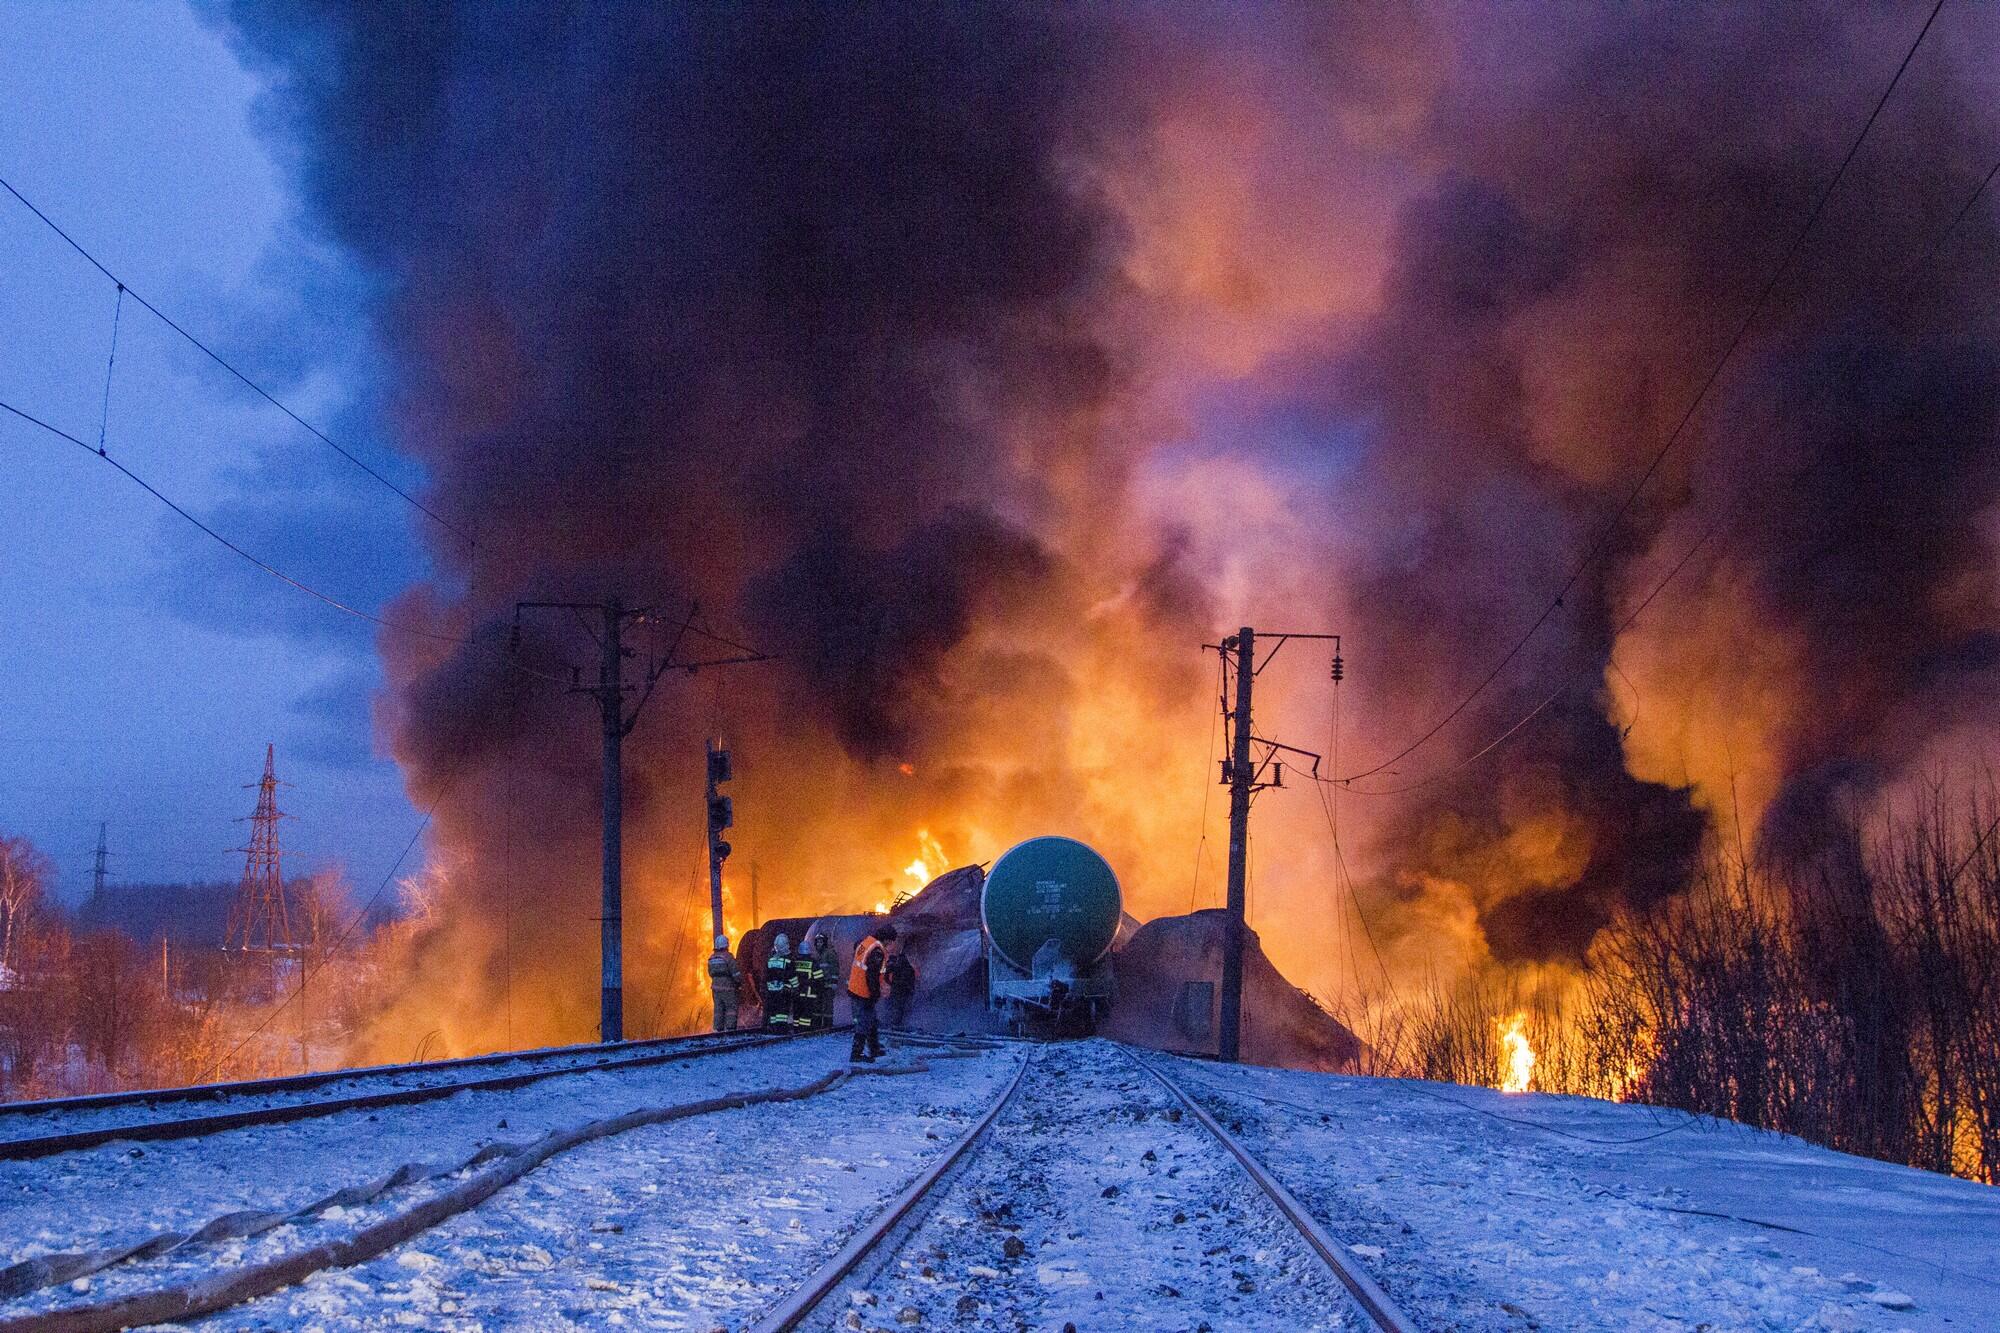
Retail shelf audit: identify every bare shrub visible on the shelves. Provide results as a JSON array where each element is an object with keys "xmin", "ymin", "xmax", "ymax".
[{"xmin": 1426, "ymin": 782, "xmax": 2000, "ymax": 1183}]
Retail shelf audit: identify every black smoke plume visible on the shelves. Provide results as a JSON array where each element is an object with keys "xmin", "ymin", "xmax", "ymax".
[
  {"xmin": 216, "ymin": 1, "xmax": 2000, "ymax": 1039},
  {"xmin": 1327, "ymin": 4, "xmax": 2000, "ymax": 963}
]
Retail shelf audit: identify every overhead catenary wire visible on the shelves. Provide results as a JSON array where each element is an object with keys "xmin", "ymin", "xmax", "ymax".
[
  {"xmin": 95, "ymin": 284, "xmax": 123, "ymax": 454},
  {"xmin": 1335, "ymin": 0, "xmax": 1951, "ymax": 789},
  {"xmin": 0, "ymin": 172, "xmax": 475, "ymax": 552},
  {"xmin": 0, "ymin": 394, "xmax": 569, "ymax": 687},
  {"xmin": 1306, "ymin": 774, "xmax": 1392, "ymax": 992}
]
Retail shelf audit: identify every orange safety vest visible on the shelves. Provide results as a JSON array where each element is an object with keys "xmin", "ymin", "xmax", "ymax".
[{"xmin": 848, "ymin": 935, "xmax": 886, "ymax": 999}]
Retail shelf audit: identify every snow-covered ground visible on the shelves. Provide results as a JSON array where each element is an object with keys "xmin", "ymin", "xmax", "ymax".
[
  {"xmin": 198, "ymin": 1041, "xmax": 1025, "ymax": 1330},
  {"xmin": 0, "ymin": 1032, "xmax": 758, "ymax": 1147},
  {"xmin": 4, "ymin": 1034, "xmax": 1995, "ymax": 1330},
  {"xmin": 1170, "ymin": 1055, "xmax": 2000, "ymax": 1331},
  {"xmin": 0, "ymin": 1036, "xmax": 860, "ymax": 1302}
]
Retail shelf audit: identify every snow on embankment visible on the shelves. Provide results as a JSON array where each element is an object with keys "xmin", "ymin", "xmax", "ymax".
[{"xmin": 1176, "ymin": 1055, "xmax": 2000, "ymax": 1331}]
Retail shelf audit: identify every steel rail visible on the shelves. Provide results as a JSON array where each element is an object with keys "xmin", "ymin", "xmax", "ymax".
[
  {"xmin": 1, "ymin": 1063, "xmax": 868, "ymax": 1333},
  {"xmin": 1124, "ymin": 1046, "xmax": 1423, "ymax": 1333},
  {"xmin": 0, "ymin": 1031, "xmax": 811, "ymax": 1162},
  {"xmin": 748, "ymin": 1044, "xmax": 1033, "ymax": 1333},
  {"xmin": 0, "ymin": 1027, "xmax": 760, "ymax": 1123}
]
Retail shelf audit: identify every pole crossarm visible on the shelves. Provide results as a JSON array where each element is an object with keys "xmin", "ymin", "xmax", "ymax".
[{"xmin": 1244, "ymin": 735, "xmax": 1323, "ymax": 786}]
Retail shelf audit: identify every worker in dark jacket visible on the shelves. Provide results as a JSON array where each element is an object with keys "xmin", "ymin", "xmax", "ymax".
[
  {"xmin": 809, "ymin": 932, "xmax": 838, "ymax": 1031},
  {"xmin": 883, "ymin": 944, "xmax": 918, "ymax": 1031},
  {"xmin": 707, "ymin": 934, "xmax": 743, "ymax": 1032},
  {"xmin": 763, "ymin": 933, "xmax": 796, "ymax": 1033},
  {"xmin": 791, "ymin": 936, "xmax": 822, "ymax": 1032},
  {"xmin": 846, "ymin": 924, "xmax": 896, "ymax": 1062}
]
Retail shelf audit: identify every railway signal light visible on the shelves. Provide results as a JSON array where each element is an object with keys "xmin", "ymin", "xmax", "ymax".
[{"xmin": 707, "ymin": 741, "xmax": 734, "ymax": 860}]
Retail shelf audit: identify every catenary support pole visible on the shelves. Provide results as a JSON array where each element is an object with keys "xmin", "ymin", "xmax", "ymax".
[
  {"xmin": 1220, "ymin": 625, "xmax": 1255, "ymax": 1062},
  {"xmin": 517, "ymin": 595, "xmax": 770, "ymax": 1045},
  {"xmin": 599, "ymin": 595, "xmax": 624, "ymax": 1043}
]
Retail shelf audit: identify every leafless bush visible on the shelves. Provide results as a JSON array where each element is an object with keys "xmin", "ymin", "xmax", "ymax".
[{"xmin": 1417, "ymin": 782, "xmax": 2000, "ymax": 1183}]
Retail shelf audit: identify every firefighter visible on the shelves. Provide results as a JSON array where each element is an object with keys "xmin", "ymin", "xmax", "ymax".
[
  {"xmin": 763, "ymin": 933, "xmax": 796, "ymax": 1033},
  {"xmin": 883, "ymin": 940, "xmax": 918, "ymax": 1031},
  {"xmin": 791, "ymin": 933, "xmax": 822, "ymax": 1032},
  {"xmin": 810, "ymin": 932, "xmax": 838, "ymax": 1030},
  {"xmin": 846, "ymin": 924, "xmax": 896, "ymax": 1062},
  {"xmin": 707, "ymin": 934, "xmax": 743, "ymax": 1032}
]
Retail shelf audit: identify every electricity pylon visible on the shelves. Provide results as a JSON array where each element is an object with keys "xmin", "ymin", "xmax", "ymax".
[
  {"xmin": 227, "ymin": 744, "xmax": 294, "ymax": 957},
  {"xmin": 91, "ymin": 823, "xmax": 109, "ymax": 898}
]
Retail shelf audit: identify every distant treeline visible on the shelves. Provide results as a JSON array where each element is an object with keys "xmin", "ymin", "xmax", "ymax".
[
  {"xmin": 74, "ymin": 880, "xmax": 236, "ymax": 945},
  {"xmin": 2, "ymin": 837, "xmax": 400, "ymax": 1100}
]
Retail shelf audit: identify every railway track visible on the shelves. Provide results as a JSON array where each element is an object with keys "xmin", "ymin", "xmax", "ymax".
[
  {"xmin": 1126, "ymin": 1047, "xmax": 1421, "ymax": 1333},
  {"xmin": 0, "ymin": 1034, "xmax": 1006, "ymax": 1332},
  {"xmin": 0, "ymin": 1027, "xmax": 800, "ymax": 1161},
  {"xmin": 748, "ymin": 1036, "xmax": 1035, "ymax": 1332},
  {"xmin": 4, "ymin": 1036, "xmax": 1424, "ymax": 1331},
  {"xmin": 751, "ymin": 1037, "xmax": 1423, "ymax": 1332}
]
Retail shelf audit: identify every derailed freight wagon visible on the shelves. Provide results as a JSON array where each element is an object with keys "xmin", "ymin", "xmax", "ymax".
[{"xmin": 981, "ymin": 836, "xmax": 1120, "ymax": 1033}]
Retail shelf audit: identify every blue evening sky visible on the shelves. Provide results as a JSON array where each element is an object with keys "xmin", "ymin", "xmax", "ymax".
[{"xmin": 1, "ymin": 2, "xmax": 425, "ymax": 899}]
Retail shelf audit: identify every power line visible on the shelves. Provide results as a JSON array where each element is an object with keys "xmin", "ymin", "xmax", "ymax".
[
  {"xmin": 1337, "ymin": 0, "xmax": 1950, "ymax": 787},
  {"xmin": 0, "ymin": 394, "xmax": 571, "ymax": 685},
  {"xmin": 1324, "ymin": 687, "xmax": 1566, "ymax": 798},
  {"xmin": 0, "ymin": 173, "xmax": 474, "ymax": 551},
  {"xmin": 4, "ymin": 397, "xmax": 443, "ymax": 634},
  {"xmin": 1338, "ymin": 118, "xmax": 1991, "ymax": 800}
]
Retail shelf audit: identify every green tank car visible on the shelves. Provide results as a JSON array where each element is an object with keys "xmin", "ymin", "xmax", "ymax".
[{"xmin": 981, "ymin": 835, "xmax": 1120, "ymax": 1032}]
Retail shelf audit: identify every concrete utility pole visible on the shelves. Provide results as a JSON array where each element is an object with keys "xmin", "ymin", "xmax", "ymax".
[
  {"xmin": 1209, "ymin": 627, "xmax": 1341, "ymax": 1062},
  {"xmin": 598, "ymin": 595, "xmax": 625, "ymax": 1042},
  {"xmin": 516, "ymin": 599, "xmax": 770, "ymax": 1044},
  {"xmin": 1219, "ymin": 628, "xmax": 1256, "ymax": 1064}
]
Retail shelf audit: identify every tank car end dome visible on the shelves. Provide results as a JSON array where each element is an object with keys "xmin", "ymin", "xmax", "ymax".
[{"xmin": 980, "ymin": 835, "xmax": 1122, "ymax": 973}]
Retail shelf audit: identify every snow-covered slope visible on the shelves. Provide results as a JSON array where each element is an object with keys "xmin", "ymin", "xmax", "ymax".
[{"xmin": 1174, "ymin": 1056, "xmax": 2000, "ymax": 1331}]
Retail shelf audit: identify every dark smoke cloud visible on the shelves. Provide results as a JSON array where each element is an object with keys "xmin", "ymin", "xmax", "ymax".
[
  {"xmin": 1325, "ymin": 3, "xmax": 2000, "ymax": 961},
  {"xmin": 219, "ymin": 0, "xmax": 1131, "ymax": 753},
  {"xmin": 745, "ymin": 510, "xmax": 1054, "ymax": 759},
  {"xmin": 214, "ymin": 0, "xmax": 2000, "ymax": 1025},
  {"xmin": 210, "ymin": 0, "xmax": 1160, "ymax": 1045}
]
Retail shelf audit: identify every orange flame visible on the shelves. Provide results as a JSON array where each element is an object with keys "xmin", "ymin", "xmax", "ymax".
[
  {"xmin": 903, "ymin": 828, "xmax": 947, "ymax": 891},
  {"xmin": 1498, "ymin": 1013, "xmax": 1535, "ymax": 1094}
]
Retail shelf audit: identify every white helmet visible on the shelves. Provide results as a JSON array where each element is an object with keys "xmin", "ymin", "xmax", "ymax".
[{"xmin": 713, "ymin": 934, "xmax": 729, "ymax": 950}]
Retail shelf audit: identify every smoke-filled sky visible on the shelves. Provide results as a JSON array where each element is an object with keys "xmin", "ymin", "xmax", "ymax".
[{"xmin": 6, "ymin": 1, "xmax": 1999, "ymax": 1049}]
